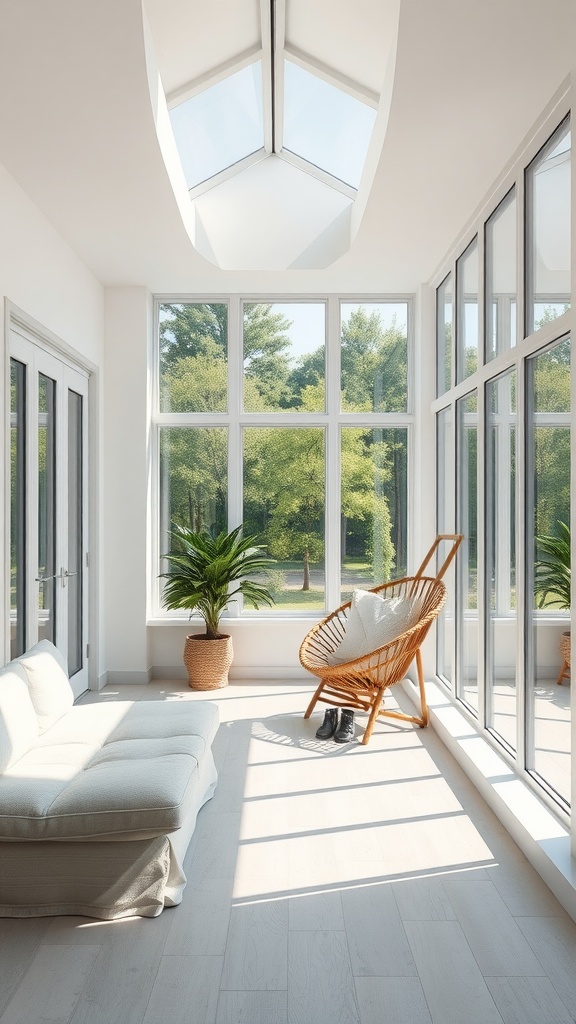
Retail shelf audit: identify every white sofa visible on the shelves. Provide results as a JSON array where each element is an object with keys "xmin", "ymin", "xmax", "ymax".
[{"xmin": 0, "ymin": 640, "xmax": 219, "ymax": 919}]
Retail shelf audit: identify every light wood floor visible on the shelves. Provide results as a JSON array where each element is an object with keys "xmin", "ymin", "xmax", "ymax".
[{"xmin": 2, "ymin": 679, "xmax": 576, "ymax": 1024}]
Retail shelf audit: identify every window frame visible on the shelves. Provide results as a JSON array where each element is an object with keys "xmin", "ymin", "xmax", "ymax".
[
  {"xmin": 431, "ymin": 92, "xmax": 572, "ymax": 820},
  {"xmin": 150, "ymin": 293, "xmax": 414, "ymax": 621}
]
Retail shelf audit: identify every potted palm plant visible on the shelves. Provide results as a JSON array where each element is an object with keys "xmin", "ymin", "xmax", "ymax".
[
  {"xmin": 160, "ymin": 524, "xmax": 275, "ymax": 689},
  {"xmin": 534, "ymin": 520, "xmax": 571, "ymax": 684}
]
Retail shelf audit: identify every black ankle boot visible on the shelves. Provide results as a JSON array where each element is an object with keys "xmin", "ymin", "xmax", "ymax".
[
  {"xmin": 334, "ymin": 708, "xmax": 355, "ymax": 743},
  {"xmin": 316, "ymin": 707, "xmax": 339, "ymax": 739}
]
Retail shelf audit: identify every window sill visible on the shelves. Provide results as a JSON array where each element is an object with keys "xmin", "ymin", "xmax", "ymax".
[
  {"xmin": 402, "ymin": 677, "xmax": 576, "ymax": 923},
  {"xmin": 146, "ymin": 614, "xmax": 325, "ymax": 626}
]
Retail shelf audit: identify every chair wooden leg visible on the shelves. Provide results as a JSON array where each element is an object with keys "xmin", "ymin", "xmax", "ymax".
[
  {"xmin": 304, "ymin": 682, "xmax": 325, "ymax": 718},
  {"xmin": 361, "ymin": 687, "xmax": 386, "ymax": 745},
  {"xmin": 557, "ymin": 660, "xmax": 570, "ymax": 686},
  {"xmin": 415, "ymin": 648, "xmax": 429, "ymax": 727}
]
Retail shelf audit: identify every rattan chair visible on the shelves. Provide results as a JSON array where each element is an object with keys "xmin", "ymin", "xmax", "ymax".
[{"xmin": 300, "ymin": 535, "xmax": 462, "ymax": 744}]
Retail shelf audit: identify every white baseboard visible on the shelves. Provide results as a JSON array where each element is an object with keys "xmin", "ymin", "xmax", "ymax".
[
  {"xmin": 149, "ymin": 664, "xmax": 310, "ymax": 682},
  {"xmin": 105, "ymin": 669, "xmax": 152, "ymax": 685}
]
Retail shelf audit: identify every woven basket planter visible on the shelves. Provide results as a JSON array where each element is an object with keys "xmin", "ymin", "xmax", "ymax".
[{"xmin": 183, "ymin": 633, "xmax": 233, "ymax": 690}]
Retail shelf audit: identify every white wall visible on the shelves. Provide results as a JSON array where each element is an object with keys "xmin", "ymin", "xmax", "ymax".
[
  {"xmin": 102, "ymin": 287, "xmax": 152, "ymax": 684},
  {"xmin": 0, "ymin": 164, "xmax": 103, "ymax": 363},
  {"xmin": 149, "ymin": 620, "xmax": 310, "ymax": 682}
]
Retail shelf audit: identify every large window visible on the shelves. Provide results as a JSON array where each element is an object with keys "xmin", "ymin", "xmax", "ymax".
[
  {"xmin": 436, "ymin": 273, "xmax": 453, "ymax": 396},
  {"xmin": 486, "ymin": 369, "xmax": 517, "ymax": 750},
  {"xmin": 436, "ymin": 406, "xmax": 455, "ymax": 685},
  {"xmin": 526, "ymin": 337, "xmax": 571, "ymax": 805},
  {"xmin": 434, "ymin": 108, "xmax": 571, "ymax": 815},
  {"xmin": 456, "ymin": 391, "xmax": 479, "ymax": 714},
  {"xmin": 485, "ymin": 189, "xmax": 517, "ymax": 361},
  {"xmin": 456, "ymin": 238, "xmax": 479, "ymax": 382},
  {"xmin": 155, "ymin": 297, "xmax": 411, "ymax": 616},
  {"xmin": 526, "ymin": 118, "xmax": 571, "ymax": 336}
]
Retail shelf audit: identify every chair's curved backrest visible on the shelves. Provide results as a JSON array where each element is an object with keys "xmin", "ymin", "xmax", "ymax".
[{"xmin": 299, "ymin": 575, "xmax": 446, "ymax": 684}]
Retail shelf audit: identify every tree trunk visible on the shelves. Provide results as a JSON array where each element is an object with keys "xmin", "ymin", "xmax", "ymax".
[
  {"xmin": 302, "ymin": 546, "xmax": 310, "ymax": 591},
  {"xmin": 341, "ymin": 515, "xmax": 347, "ymax": 560}
]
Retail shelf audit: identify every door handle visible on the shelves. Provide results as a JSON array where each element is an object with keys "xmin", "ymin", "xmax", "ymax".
[{"xmin": 35, "ymin": 569, "xmax": 68, "ymax": 585}]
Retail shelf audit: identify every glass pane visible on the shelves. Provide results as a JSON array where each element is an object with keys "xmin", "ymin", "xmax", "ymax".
[
  {"xmin": 456, "ymin": 391, "xmax": 478, "ymax": 713},
  {"xmin": 340, "ymin": 302, "xmax": 408, "ymax": 412},
  {"xmin": 456, "ymin": 238, "xmax": 479, "ymax": 381},
  {"xmin": 283, "ymin": 60, "xmax": 377, "ymax": 189},
  {"xmin": 67, "ymin": 390, "xmax": 83, "ymax": 677},
  {"xmin": 159, "ymin": 427, "xmax": 228, "ymax": 574},
  {"xmin": 486, "ymin": 189, "xmax": 517, "ymax": 360},
  {"xmin": 242, "ymin": 302, "xmax": 325, "ymax": 412},
  {"xmin": 486, "ymin": 371, "xmax": 517, "ymax": 750},
  {"xmin": 340, "ymin": 428, "xmax": 407, "ymax": 603},
  {"xmin": 437, "ymin": 408, "xmax": 455, "ymax": 687},
  {"xmin": 526, "ymin": 118, "xmax": 571, "ymax": 335},
  {"xmin": 159, "ymin": 302, "xmax": 228, "ymax": 413},
  {"xmin": 38, "ymin": 373, "xmax": 56, "ymax": 644},
  {"xmin": 169, "ymin": 62, "xmax": 264, "ymax": 189},
  {"xmin": 10, "ymin": 359, "xmax": 26, "ymax": 659},
  {"xmin": 527, "ymin": 337, "xmax": 570, "ymax": 805},
  {"xmin": 243, "ymin": 427, "xmax": 325, "ymax": 611},
  {"xmin": 436, "ymin": 273, "xmax": 453, "ymax": 395}
]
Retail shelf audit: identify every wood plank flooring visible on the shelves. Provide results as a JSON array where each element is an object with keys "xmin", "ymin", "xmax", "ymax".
[{"xmin": 1, "ymin": 679, "xmax": 576, "ymax": 1024}]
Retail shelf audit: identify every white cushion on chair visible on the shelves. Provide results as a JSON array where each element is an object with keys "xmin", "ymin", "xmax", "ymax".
[{"xmin": 327, "ymin": 589, "xmax": 419, "ymax": 665}]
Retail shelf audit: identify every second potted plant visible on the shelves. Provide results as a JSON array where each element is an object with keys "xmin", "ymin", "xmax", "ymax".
[
  {"xmin": 534, "ymin": 520, "xmax": 571, "ymax": 685},
  {"xmin": 160, "ymin": 524, "xmax": 275, "ymax": 689}
]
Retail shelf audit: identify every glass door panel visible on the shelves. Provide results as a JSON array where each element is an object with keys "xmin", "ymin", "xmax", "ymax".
[
  {"xmin": 8, "ymin": 328, "xmax": 90, "ymax": 697},
  {"xmin": 10, "ymin": 359, "xmax": 26, "ymax": 659},
  {"xmin": 37, "ymin": 373, "xmax": 57, "ymax": 644},
  {"xmin": 67, "ymin": 389, "xmax": 83, "ymax": 677}
]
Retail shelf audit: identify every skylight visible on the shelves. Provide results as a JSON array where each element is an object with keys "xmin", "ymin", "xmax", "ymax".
[
  {"xmin": 283, "ymin": 61, "xmax": 377, "ymax": 190},
  {"xmin": 167, "ymin": 6, "xmax": 380, "ymax": 201},
  {"xmin": 169, "ymin": 62, "xmax": 264, "ymax": 190}
]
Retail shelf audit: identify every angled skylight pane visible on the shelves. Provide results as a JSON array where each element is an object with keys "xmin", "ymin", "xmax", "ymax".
[
  {"xmin": 170, "ymin": 62, "xmax": 264, "ymax": 189},
  {"xmin": 283, "ymin": 61, "xmax": 377, "ymax": 189}
]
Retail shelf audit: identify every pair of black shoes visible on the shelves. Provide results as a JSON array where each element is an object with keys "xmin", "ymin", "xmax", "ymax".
[{"xmin": 315, "ymin": 707, "xmax": 355, "ymax": 743}]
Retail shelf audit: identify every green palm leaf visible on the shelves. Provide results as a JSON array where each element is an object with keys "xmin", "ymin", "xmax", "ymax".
[
  {"xmin": 534, "ymin": 521, "xmax": 571, "ymax": 610},
  {"xmin": 160, "ymin": 524, "xmax": 276, "ymax": 636}
]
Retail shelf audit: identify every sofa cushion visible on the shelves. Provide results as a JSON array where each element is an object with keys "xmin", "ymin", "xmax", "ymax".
[
  {"xmin": 0, "ymin": 699, "xmax": 220, "ymax": 841},
  {"xmin": 16, "ymin": 640, "xmax": 73, "ymax": 733},
  {"xmin": 0, "ymin": 662, "xmax": 39, "ymax": 772}
]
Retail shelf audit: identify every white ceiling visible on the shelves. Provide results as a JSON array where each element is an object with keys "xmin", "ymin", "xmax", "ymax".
[{"xmin": 0, "ymin": 0, "xmax": 574, "ymax": 292}]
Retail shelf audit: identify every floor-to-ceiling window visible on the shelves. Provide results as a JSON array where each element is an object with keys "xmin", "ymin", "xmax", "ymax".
[
  {"xmin": 153, "ymin": 296, "xmax": 412, "ymax": 618},
  {"xmin": 434, "ymin": 103, "xmax": 571, "ymax": 816}
]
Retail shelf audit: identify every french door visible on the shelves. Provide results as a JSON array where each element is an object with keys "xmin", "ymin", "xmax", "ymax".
[{"xmin": 10, "ymin": 328, "xmax": 90, "ymax": 698}]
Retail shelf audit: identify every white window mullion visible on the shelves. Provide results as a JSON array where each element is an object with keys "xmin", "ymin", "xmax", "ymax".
[
  {"xmin": 515, "ymin": 353, "xmax": 528, "ymax": 774},
  {"xmin": 228, "ymin": 297, "xmax": 243, "ymax": 532},
  {"xmin": 325, "ymin": 296, "xmax": 341, "ymax": 611}
]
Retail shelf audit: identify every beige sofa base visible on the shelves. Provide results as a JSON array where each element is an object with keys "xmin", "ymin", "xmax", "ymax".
[{"xmin": 0, "ymin": 749, "xmax": 218, "ymax": 919}]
